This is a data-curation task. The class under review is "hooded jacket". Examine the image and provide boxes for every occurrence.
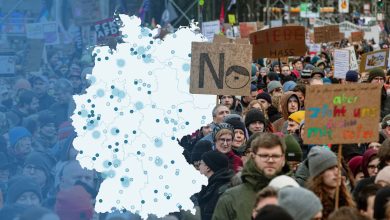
[212,158,290,220]
[196,168,235,220]
[272,92,301,133]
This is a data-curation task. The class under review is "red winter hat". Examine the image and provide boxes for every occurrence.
[348,156,363,178]
[55,185,94,220]
[362,149,378,178]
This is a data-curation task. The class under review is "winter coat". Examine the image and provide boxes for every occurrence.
[196,168,234,220]
[212,158,290,220]
[272,92,301,132]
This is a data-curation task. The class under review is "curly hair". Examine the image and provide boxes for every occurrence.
[306,172,356,219]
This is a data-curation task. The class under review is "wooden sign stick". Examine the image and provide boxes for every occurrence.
[335,144,342,209]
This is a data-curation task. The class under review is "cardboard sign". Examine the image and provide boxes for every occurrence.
[249,26,306,59]
[190,42,252,96]
[360,49,389,72]
[0,52,16,76]
[71,0,102,24]
[239,22,257,38]
[314,25,341,43]
[351,31,364,42]
[94,18,120,41]
[303,84,381,144]
[344,46,358,71]
[201,20,220,42]
[334,49,350,79]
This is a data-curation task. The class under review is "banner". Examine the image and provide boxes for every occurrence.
[190,42,252,96]
[249,26,306,59]
[303,84,381,144]
[94,18,120,41]
[314,25,342,43]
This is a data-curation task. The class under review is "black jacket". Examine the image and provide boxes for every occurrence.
[196,168,234,220]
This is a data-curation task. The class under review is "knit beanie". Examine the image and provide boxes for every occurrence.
[282,81,297,92]
[374,187,390,219]
[55,185,94,220]
[311,56,320,65]
[245,109,266,127]
[308,146,338,177]
[284,135,303,162]
[223,114,244,123]
[288,110,305,125]
[311,67,325,78]
[268,175,299,189]
[212,123,234,141]
[368,67,385,82]
[267,72,280,81]
[6,176,42,204]
[256,92,272,104]
[225,117,246,137]
[362,148,378,177]
[201,150,229,172]
[267,80,282,93]
[24,152,52,178]
[278,187,323,220]
[8,126,32,147]
[346,70,359,82]
[254,205,293,220]
[348,156,363,178]
[191,140,213,163]
[375,166,390,184]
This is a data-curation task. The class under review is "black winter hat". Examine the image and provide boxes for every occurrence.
[256,92,272,104]
[201,150,229,172]
[346,70,359,82]
[245,109,266,127]
[6,176,42,204]
[225,117,246,133]
[191,140,213,163]
[254,205,293,220]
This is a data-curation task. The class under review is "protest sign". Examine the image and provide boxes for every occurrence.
[201,20,220,42]
[239,22,257,38]
[25,39,44,72]
[351,31,364,42]
[344,46,359,71]
[360,49,389,72]
[26,23,43,39]
[334,49,350,79]
[190,42,252,96]
[26,22,59,45]
[314,25,341,43]
[0,52,16,76]
[303,84,381,144]
[71,0,102,24]
[94,18,120,42]
[249,26,306,59]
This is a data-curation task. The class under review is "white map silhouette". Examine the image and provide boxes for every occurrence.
[71,15,215,219]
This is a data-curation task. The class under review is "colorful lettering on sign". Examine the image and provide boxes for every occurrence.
[307,126,333,139]
[333,94,358,105]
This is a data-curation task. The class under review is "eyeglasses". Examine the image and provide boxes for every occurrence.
[368,164,379,169]
[372,77,385,82]
[218,138,232,144]
[255,154,283,161]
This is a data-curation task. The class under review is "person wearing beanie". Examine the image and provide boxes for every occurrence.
[345,70,359,83]
[268,175,299,189]
[212,123,243,173]
[367,67,390,120]
[375,165,390,187]
[245,108,269,137]
[241,84,258,109]
[380,114,390,142]
[195,150,234,220]
[272,92,301,133]
[306,147,356,219]
[348,156,364,183]
[255,92,282,123]
[278,187,323,220]
[373,187,390,220]
[191,140,213,168]
[224,117,247,156]
[368,67,386,83]
[271,61,281,73]
[6,90,39,127]
[282,81,297,93]
[362,148,379,178]
[287,110,305,135]
[254,205,293,220]
[311,67,325,79]
[8,126,33,165]
[267,80,283,96]
[6,176,42,207]
[213,133,290,220]
[55,185,94,220]
[284,134,303,172]
[34,110,58,151]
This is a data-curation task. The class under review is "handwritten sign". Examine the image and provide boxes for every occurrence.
[94,18,120,41]
[360,49,389,72]
[334,49,350,79]
[239,22,257,38]
[190,42,252,96]
[344,46,359,71]
[351,31,364,42]
[314,25,341,43]
[303,84,381,144]
[249,26,306,59]
[202,20,221,42]
[0,52,16,76]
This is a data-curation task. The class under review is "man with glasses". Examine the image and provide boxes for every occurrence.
[367,67,390,119]
[212,133,289,220]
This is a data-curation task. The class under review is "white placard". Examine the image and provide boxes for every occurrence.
[201,20,220,42]
[334,49,350,79]
[344,46,358,71]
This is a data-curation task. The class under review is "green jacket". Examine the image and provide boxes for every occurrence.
[211,158,290,220]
